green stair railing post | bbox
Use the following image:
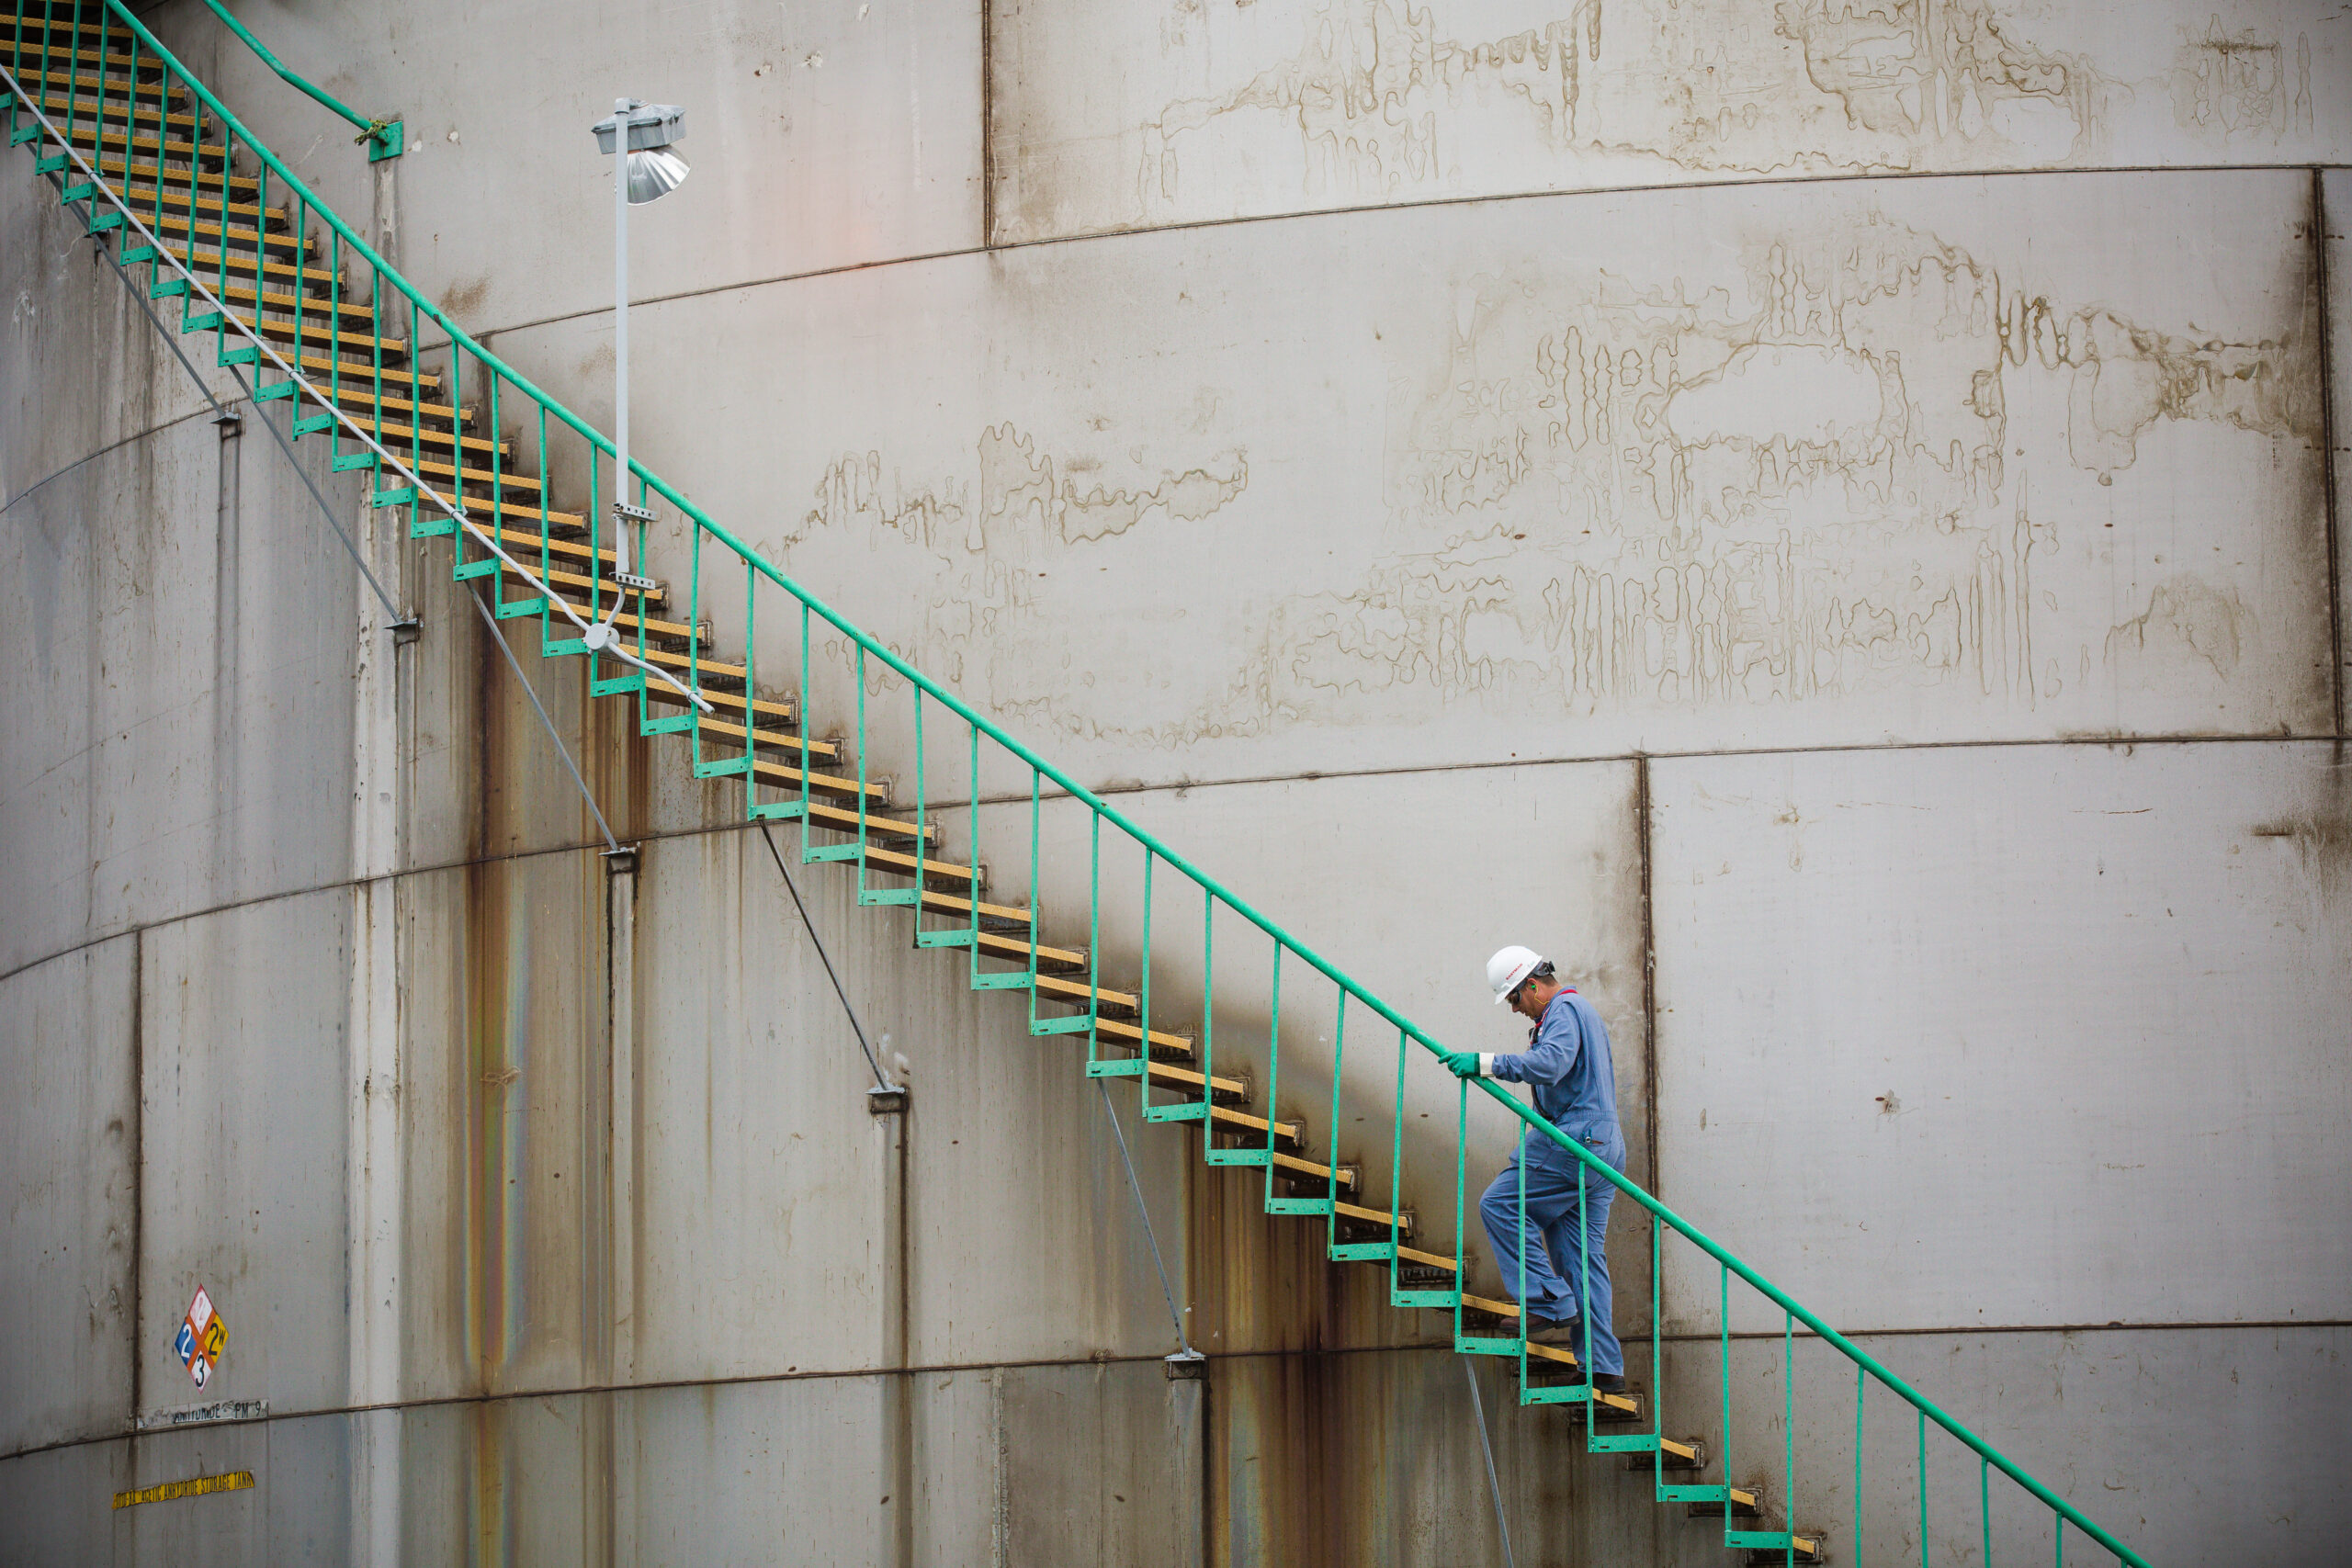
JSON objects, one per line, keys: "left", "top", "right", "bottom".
{"left": 1200, "top": 892, "right": 1213, "bottom": 1122}
{"left": 198, "top": 0, "right": 399, "bottom": 159}
{"left": 741, "top": 560, "right": 761, "bottom": 814}
{"left": 1320, "top": 991, "right": 1345, "bottom": 1244}
{"left": 1722, "top": 1263, "right": 1735, "bottom": 1554}
{"left": 1786, "top": 1311, "right": 1798, "bottom": 1566}
{"left": 1137, "top": 849, "right": 1153, "bottom": 1094}
{"left": 1920, "top": 1408, "right": 1930, "bottom": 1568}
{"left": 1856, "top": 1362, "right": 1867, "bottom": 1568}
{"left": 959, "top": 721, "right": 980, "bottom": 968}
{"left": 1580, "top": 1167, "right": 1592, "bottom": 1411}
{"left": 1983, "top": 1455, "right": 1994, "bottom": 1568}
{"left": 1452, "top": 1075, "right": 1467, "bottom": 1347}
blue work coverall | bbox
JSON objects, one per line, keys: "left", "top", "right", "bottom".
{"left": 1476, "top": 987, "right": 1626, "bottom": 1377}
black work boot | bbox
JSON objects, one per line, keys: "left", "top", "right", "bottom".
{"left": 1525, "top": 1312, "right": 1583, "bottom": 1346}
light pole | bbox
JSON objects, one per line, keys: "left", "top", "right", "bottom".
{"left": 587, "top": 99, "right": 688, "bottom": 640}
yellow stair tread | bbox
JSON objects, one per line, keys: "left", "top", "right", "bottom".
{"left": 28, "top": 88, "right": 200, "bottom": 130}
{"left": 90, "top": 153, "right": 261, "bottom": 197}
{"left": 746, "top": 751, "right": 888, "bottom": 807}
{"left": 1329, "top": 1193, "right": 1401, "bottom": 1224}
{"left": 1144, "top": 1059, "right": 1248, "bottom": 1100}
{"left": 104, "top": 180, "right": 266, "bottom": 222}
{"left": 416, "top": 456, "right": 547, "bottom": 494}
{"left": 972, "top": 928, "right": 1087, "bottom": 970}
{"left": 494, "top": 555, "right": 663, "bottom": 606}
{"left": 800, "top": 799, "right": 935, "bottom": 844}
{"left": 1091, "top": 1013, "right": 1202, "bottom": 1056}
{"left": 211, "top": 276, "right": 376, "bottom": 324}
{"left": 1274, "top": 1152, "right": 1363, "bottom": 1192}
{"left": 243, "top": 311, "right": 404, "bottom": 357}
{"left": 694, "top": 714, "right": 832, "bottom": 761}
{"left": 43, "top": 126, "right": 221, "bottom": 164}
{"left": 1207, "top": 1102, "right": 1297, "bottom": 1143}
{"left": 130, "top": 208, "right": 311, "bottom": 254}
{"left": 546, "top": 596, "right": 691, "bottom": 643}
{"left": 485, "top": 522, "right": 614, "bottom": 570}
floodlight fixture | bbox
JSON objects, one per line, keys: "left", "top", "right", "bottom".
{"left": 593, "top": 100, "right": 690, "bottom": 204}
{"left": 588, "top": 98, "right": 690, "bottom": 604}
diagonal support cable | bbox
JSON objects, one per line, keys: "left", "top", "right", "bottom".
{"left": 1098, "top": 1078, "right": 1194, "bottom": 1358}
{"left": 1463, "top": 1359, "right": 1519, "bottom": 1568}
{"left": 467, "top": 583, "right": 619, "bottom": 854}
{"left": 759, "top": 821, "right": 893, "bottom": 1092}
{"left": 226, "top": 365, "right": 404, "bottom": 623}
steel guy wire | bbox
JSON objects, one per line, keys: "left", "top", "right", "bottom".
{"left": 464, "top": 582, "right": 620, "bottom": 855}
{"left": 1096, "top": 1077, "right": 1194, "bottom": 1357}
{"left": 1463, "top": 1358, "right": 1519, "bottom": 1568}
{"left": 758, "top": 820, "right": 893, "bottom": 1092}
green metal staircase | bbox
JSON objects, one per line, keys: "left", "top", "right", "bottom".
{"left": 1, "top": 6, "right": 2154, "bottom": 1564}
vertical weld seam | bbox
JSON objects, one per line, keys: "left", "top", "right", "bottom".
{"left": 128, "top": 927, "right": 145, "bottom": 1427}
{"left": 2313, "top": 167, "right": 2346, "bottom": 738}
{"left": 1634, "top": 753, "right": 1659, "bottom": 1199}
{"left": 978, "top": 0, "right": 996, "bottom": 248}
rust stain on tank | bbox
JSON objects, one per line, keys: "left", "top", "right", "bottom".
{"left": 461, "top": 852, "right": 526, "bottom": 1382}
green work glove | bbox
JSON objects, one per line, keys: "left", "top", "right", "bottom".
{"left": 1437, "top": 1049, "right": 1480, "bottom": 1078}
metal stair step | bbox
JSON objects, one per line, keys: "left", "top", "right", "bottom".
{"left": 82, "top": 151, "right": 261, "bottom": 199}
{"left": 692, "top": 713, "right": 831, "bottom": 762}
{"left": 9, "top": 119, "right": 221, "bottom": 167}
{"left": 135, "top": 237, "right": 343, "bottom": 297}
{"left": 493, "top": 554, "right": 663, "bottom": 607}
{"left": 222, "top": 307, "right": 403, "bottom": 359}
{"left": 93, "top": 202, "right": 310, "bottom": 259}
{"left": 5, "top": 16, "right": 139, "bottom": 45}
{"left": 22, "top": 85, "right": 199, "bottom": 132}
{"left": 165, "top": 271, "right": 373, "bottom": 325}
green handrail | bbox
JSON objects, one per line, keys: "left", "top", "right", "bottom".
{"left": 199, "top": 0, "right": 398, "bottom": 160}
{"left": 21, "top": 6, "right": 2154, "bottom": 1562}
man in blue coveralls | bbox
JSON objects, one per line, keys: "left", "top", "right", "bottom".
{"left": 1436, "top": 945, "right": 1627, "bottom": 1393}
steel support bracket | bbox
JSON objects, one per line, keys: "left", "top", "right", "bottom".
{"left": 363, "top": 117, "right": 403, "bottom": 163}
{"left": 1163, "top": 1349, "right": 1207, "bottom": 1381}
{"left": 866, "top": 1084, "right": 909, "bottom": 1117}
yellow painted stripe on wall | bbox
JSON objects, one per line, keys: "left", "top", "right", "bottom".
{"left": 111, "top": 1471, "right": 254, "bottom": 1510}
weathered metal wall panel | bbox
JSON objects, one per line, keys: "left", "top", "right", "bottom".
{"left": 1651, "top": 1325, "right": 2352, "bottom": 1568}
{"left": 0, "top": 935, "right": 136, "bottom": 1458}
{"left": 989, "top": 0, "right": 2350, "bottom": 243}
{"left": 489, "top": 165, "right": 2327, "bottom": 801}
{"left": 626, "top": 822, "right": 1192, "bottom": 1377}
{"left": 2330, "top": 169, "right": 2349, "bottom": 726}
{"left": 0, "top": 1434, "right": 122, "bottom": 1562}
{"left": 1648, "top": 740, "right": 2352, "bottom": 1335}
{"left": 0, "top": 401, "right": 364, "bottom": 980}
{"left": 138, "top": 886, "right": 357, "bottom": 1424}
{"left": 623, "top": 829, "right": 900, "bottom": 1382}
{"left": 391, "top": 851, "right": 610, "bottom": 1406}
{"left": 140, "top": 0, "right": 985, "bottom": 342}
{"left": 0, "top": 164, "right": 219, "bottom": 506}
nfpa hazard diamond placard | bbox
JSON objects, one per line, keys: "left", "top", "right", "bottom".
{"left": 176, "top": 1286, "right": 225, "bottom": 1387}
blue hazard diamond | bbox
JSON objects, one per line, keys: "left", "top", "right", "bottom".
{"left": 175, "top": 1322, "right": 195, "bottom": 1365}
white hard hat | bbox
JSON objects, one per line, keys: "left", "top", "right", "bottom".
{"left": 1487, "top": 945, "right": 1544, "bottom": 1004}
